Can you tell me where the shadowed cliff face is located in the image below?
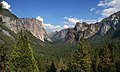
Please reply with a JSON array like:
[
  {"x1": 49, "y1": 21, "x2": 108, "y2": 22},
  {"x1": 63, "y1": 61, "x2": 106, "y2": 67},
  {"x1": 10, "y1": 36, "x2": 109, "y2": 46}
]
[
  {"x1": 50, "y1": 11, "x2": 120, "y2": 43},
  {"x1": 1, "y1": 8, "x2": 120, "y2": 43},
  {"x1": 64, "y1": 22, "x2": 101, "y2": 43},
  {"x1": 48, "y1": 28, "x2": 71, "y2": 42}
]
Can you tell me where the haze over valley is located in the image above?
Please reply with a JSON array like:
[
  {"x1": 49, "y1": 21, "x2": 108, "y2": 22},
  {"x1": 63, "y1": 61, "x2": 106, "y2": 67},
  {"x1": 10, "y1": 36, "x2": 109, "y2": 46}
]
[{"x1": 0, "y1": 0, "x2": 120, "y2": 72}]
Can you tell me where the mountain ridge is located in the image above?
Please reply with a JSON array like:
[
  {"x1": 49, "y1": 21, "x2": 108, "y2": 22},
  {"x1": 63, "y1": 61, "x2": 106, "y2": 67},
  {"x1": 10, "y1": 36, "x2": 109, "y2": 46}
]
[
  {"x1": 1, "y1": 8, "x2": 120, "y2": 43},
  {"x1": 50, "y1": 11, "x2": 120, "y2": 43},
  {"x1": 0, "y1": 9, "x2": 49, "y2": 42}
]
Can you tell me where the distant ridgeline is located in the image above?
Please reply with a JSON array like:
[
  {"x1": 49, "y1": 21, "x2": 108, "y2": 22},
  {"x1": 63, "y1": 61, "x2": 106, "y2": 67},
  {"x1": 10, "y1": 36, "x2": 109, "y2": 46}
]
[
  {"x1": 50, "y1": 11, "x2": 120, "y2": 43},
  {"x1": 0, "y1": 2, "x2": 120, "y2": 72}
]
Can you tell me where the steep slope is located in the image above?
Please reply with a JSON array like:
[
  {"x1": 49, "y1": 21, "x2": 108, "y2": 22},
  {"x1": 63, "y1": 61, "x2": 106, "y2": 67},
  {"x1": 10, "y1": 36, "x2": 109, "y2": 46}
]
[
  {"x1": 0, "y1": 8, "x2": 77, "y2": 72},
  {"x1": 0, "y1": 9, "x2": 22, "y2": 33},
  {"x1": 0, "y1": 8, "x2": 49, "y2": 42},
  {"x1": 50, "y1": 11, "x2": 120, "y2": 43},
  {"x1": 0, "y1": 9, "x2": 21, "y2": 47},
  {"x1": 0, "y1": 21, "x2": 16, "y2": 46},
  {"x1": 50, "y1": 22, "x2": 101, "y2": 43},
  {"x1": 0, "y1": 8, "x2": 46, "y2": 47},
  {"x1": 49, "y1": 28, "x2": 72, "y2": 42},
  {"x1": 20, "y1": 18, "x2": 50, "y2": 42},
  {"x1": 98, "y1": 11, "x2": 120, "y2": 35}
]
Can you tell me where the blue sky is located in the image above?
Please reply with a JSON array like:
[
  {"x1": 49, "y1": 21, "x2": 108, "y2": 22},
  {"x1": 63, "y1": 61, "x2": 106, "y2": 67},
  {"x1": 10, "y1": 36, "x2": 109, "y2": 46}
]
[{"x1": 2, "y1": 0, "x2": 120, "y2": 32}]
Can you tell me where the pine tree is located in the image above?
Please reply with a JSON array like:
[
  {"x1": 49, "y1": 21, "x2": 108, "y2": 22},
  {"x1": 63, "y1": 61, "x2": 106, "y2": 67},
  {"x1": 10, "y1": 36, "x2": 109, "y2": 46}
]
[
  {"x1": 57, "y1": 57, "x2": 67, "y2": 72},
  {"x1": 47, "y1": 62, "x2": 57, "y2": 72},
  {"x1": 0, "y1": 45, "x2": 8, "y2": 72},
  {"x1": 0, "y1": 2, "x2": 2, "y2": 10},
  {"x1": 5, "y1": 30, "x2": 39, "y2": 72},
  {"x1": 68, "y1": 38, "x2": 92, "y2": 72},
  {"x1": 94, "y1": 53, "x2": 100, "y2": 72},
  {"x1": 98, "y1": 44, "x2": 112, "y2": 72}
]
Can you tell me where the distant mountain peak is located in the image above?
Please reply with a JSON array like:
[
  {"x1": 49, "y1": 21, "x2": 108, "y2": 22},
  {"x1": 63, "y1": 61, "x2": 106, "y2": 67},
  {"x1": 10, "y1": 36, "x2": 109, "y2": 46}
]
[
  {"x1": 49, "y1": 10, "x2": 120, "y2": 43},
  {"x1": 0, "y1": 9, "x2": 50, "y2": 42}
]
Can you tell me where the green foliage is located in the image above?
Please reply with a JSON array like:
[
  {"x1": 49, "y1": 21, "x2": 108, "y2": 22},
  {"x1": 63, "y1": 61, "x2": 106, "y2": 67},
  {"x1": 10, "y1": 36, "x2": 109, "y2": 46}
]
[
  {"x1": 0, "y1": 45, "x2": 9, "y2": 72},
  {"x1": 1, "y1": 17, "x2": 120, "y2": 72},
  {"x1": 0, "y1": 2, "x2": 2, "y2": 10},
  {"x1": 57, "y1": 57, "x2": 67, "y2": 72},
  {"x1": 116, "y1": 61, "x2": 120, "y2": 72},
  {"x1": 5, "y1": 31, "x2": 39, "y2": 72},
  {"x1": 32, "y1": 42, "x2": 77, "y2": 72},
  {"x1": 68, "y1": 38, "x2": 92, "y2": 72},
  {"x1": 98, "y1": 44, "x2": 115, "y2": 72},
  {"x1": 112, "y1": 28, "x2": 120, "y2": 38},
  {"x1": 93, "y1": 53, "x2": 100, "y2": 72},
  {"x1": 101, "y1": 18, "x2": 109, "y2": 23},
  {"x1": 47, "y1": 62, "x2": 57, "y2": 72}
]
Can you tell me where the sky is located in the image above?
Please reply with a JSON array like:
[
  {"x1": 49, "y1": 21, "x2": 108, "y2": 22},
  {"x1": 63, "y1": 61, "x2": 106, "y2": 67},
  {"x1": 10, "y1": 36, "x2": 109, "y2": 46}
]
[{"x1": 1, "y1": 0, "x2": 120, "y2": 32}]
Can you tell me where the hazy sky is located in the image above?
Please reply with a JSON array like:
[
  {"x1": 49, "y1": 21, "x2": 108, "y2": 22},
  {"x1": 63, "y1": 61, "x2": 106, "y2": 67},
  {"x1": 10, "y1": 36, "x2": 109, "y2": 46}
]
[{"x1": 2, "y1": 0, "x2": 120, "y2": 32}]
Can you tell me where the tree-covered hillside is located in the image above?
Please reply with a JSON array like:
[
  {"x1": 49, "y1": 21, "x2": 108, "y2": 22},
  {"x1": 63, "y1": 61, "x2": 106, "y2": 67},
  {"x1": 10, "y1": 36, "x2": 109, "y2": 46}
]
[{"x1": 0, "y1": 2, "x2": 120, "y2": 72}]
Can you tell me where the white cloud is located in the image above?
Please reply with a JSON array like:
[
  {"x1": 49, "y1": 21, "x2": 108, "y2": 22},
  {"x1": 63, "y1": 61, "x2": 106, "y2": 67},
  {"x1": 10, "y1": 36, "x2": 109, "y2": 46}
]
[
  {"x1": 63, "y1": 25, "x2": 69, "y2": 28},
  {"x1": 1, "y1": 1, "x2": 11, "y2": 10},
  {"x1": 97, "y1": 1, "x2": 107, "y2": 7},
  {"x1": 36, "y1": 16, "x2": 71, "y2": 32},
  {"x1": 90, "y1": 8, "x2": 95, "y2": 11},
  {"x1": 80, "y1": 19, "x2": 98, "y2": 24},
  {"x1": 36, "y1": 16, "x2": 97, "y2": 32},
  {"x1": 64, "y1": 16, "x2": 98, "y2": 24},
  {"x1": 43, "y1": 23, "x2": 61, "y2": 29},
  {"x1": 43, "y1": 23, "x2": 72, "y2": 32},
  {"x1": 43, "y1": 23, "x2": 63, "y2": 32},
  {"x1": 83, "y1": 19, "x2": 97, "y2": 24},
  {"x1": 64, "y1": 17, "x2": 81, "y2": 24},
  {"x1": 97, "y1": 0, "x2": 120, "y2": 17},
  {"x1": 36, "y1": 16, "x2": 43, "y2": 22}
]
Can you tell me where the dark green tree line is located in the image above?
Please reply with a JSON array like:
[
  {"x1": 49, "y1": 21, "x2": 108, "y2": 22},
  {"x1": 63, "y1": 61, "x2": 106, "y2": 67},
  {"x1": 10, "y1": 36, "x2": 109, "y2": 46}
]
[
  {"x1": 5, "y1": 30, "x2": 39, "y2": 72},
  {"x1": 67, "y1": 38, "x2": 92, "y2": 72}
]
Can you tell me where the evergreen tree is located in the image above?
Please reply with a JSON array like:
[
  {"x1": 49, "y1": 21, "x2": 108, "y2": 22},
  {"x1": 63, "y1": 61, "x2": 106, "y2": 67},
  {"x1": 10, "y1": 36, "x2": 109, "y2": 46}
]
[
  {"x1": 94, "y1": 53, "x2": 100, "y2": 72},
  {"x1": 0, "y1": 45, "x2": 8, "y2": 72},
  {"x1": 98, "y1": 44, "x2": 113, "y2": 72},
  {"x1": 5, "y1": 31, "x2": 39, "y2": 72},
  {"x1": 68, "y1": 38, "x2": 92, "y2": 72},
  {"x1": 47, "y1": 62, "x2": 57, "y2": 72},
  {"x1": 60, "y1": 69, "x2": 66, "y2": 72},
  {"x1": 116, "y1": 61, "x2": 120, "y2": 72},
  {"x1": 0, "y1": 2, "x2": 2, "y2": 10},
  {"x1": 57, "y1": 57, "x2": 67, "y2": 72}
]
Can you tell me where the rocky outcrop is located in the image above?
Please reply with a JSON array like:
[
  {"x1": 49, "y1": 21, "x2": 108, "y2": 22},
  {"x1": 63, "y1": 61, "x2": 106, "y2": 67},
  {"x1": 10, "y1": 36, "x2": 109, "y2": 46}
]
[
  {"x1": 0, "y1": 28, "x2": 14, "y2": 40},
  {"x1": 49, "y1": 28, "x2": 71, "y2": 41},
  {"x1": 74, "y1": 22, "x2": 88, "y2": 31},
  {"x1": 0, "y1": 9, "x2": 50, "y2": 42},
  {"x1": 0, "y1": 9, "x2": 22, "y2": 33},
  {"x1": 51, "y1": 11, "x2": 120, "y2": 43},
  {"x1": 1, "y1": 8, "x2": 120, "y2": 43},
  {"x1": 83, "y1": 24, "x2": 100, "y2": 39},
  {"x1": 20, "y1": 18, "x2": 50, "y2": 42}
]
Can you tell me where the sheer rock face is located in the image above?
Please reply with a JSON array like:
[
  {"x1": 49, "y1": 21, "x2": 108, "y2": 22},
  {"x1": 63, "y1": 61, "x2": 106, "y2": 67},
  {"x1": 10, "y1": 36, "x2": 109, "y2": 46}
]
[
  {"x1": 20, "y1": 18, "x2": 50, "y2": 42},
  {"x1": 83, "y1": 24, "x2": 100, "y2": 39},
  {"x1": 0, "y1": 10, "x2": 22, "y2": 34},
  {"x1": 0, "y1": 9, "x2": 49, "y2": 42},
  {"x1": 50, "y1": 11, "x2": 120, "y2": 43},
  {"x1": 49, "y1": 28, "x2": 71, "y2": 42},
  {"x1": 74, "y1": 22, "x2": 88, "y2": 31},
  {"x1": 1, "y1": 8, "x2": 120, "y2": 43},
  {"x1": 64, "y1": 23, "x2": 101, "y2": 43}
]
